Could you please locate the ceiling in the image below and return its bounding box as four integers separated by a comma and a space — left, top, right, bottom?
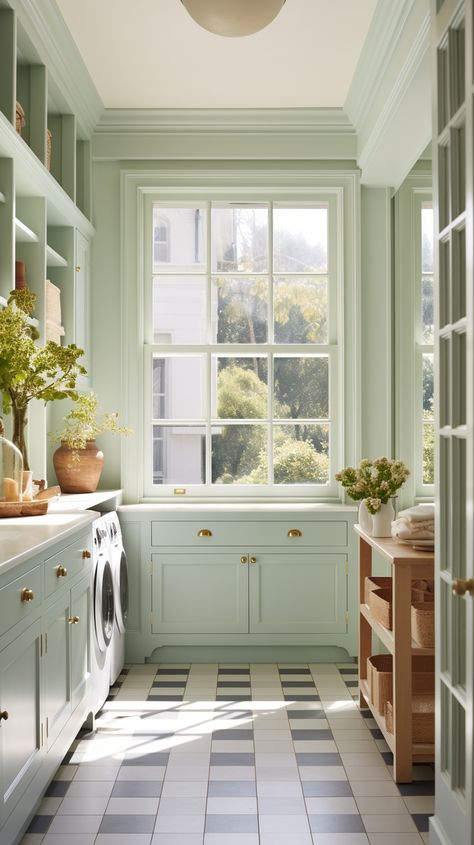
55, 0, 378, 110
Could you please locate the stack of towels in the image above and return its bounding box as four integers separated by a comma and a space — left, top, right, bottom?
391, 503, 435, 541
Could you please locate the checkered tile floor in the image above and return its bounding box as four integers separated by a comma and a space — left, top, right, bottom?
22, 663, 433, 845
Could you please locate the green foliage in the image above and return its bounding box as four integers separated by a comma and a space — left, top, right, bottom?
217, 364, 267, 419
50, 391, 131, 457
423, 424, 434, 484
242, 438, 329, 485
335, 457, 410, 513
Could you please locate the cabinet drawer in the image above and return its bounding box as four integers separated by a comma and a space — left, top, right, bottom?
0, 566, 42, 638
151, 520, 347, 548
44, 534, 93, 599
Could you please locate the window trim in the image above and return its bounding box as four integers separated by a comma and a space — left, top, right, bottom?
120, 168, 361, 503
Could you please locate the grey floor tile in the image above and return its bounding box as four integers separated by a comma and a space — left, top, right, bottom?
210, 753, 254, 766
302, 780, 353, 797
208, 781, 257, 797
205, 815, 258, 833
297, 752, 342, 766
309, 814, 366, 833
111, 781, 163, 797
99, 816, 156, 834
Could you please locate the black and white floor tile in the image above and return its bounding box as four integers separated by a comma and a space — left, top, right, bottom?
22, 663, 433, 845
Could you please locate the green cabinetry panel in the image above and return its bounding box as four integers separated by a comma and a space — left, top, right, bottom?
42, 595, 71, 748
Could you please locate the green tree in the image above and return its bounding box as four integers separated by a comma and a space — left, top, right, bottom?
241, 437, 329, 485
213, 365, 267, 482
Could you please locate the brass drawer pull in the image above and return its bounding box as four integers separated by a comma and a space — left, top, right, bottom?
250, 556, 257, 564
82, 549, 91, 559
56, 565, 68, 578
0, 711, 8, 721
452, 579, 474, 596
240, 555, 248, 564
68, 616, 80, 624
198, 529, 213, 537
288, 528, 302, 538
21, 588, 34, 602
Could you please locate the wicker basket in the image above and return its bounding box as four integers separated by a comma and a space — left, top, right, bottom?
364, 576, 392, 605
45, 319, 65, 345
369, 587, 392, 629
367, 653, 435, 714
412, 602, 435, 648
385, 694, 435, 743
16, 101, 25, 134
365, 576, 434, 609
46, 280, 62, 325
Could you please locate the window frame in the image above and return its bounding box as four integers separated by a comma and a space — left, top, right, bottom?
120, 169, 360, 503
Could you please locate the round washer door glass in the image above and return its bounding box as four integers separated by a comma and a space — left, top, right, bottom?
101, 561, 115, 646
116, 550, 128, 633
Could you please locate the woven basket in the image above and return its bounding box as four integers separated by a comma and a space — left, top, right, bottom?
364, 576, 392, 606
365, 576, 434, 608
369, 587, 392, 629
367, 653, 435, 714
412, 603, 435, 648
385, 694, 435, 742
45, 319, 65, 345
46, 280, 62, 325
16, 101, 25, 134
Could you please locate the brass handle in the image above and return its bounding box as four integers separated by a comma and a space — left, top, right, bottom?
75, 265, 81, 272
240, 555, 248, 564
21, 588, 34, 602
198, 529, 213, 537
288, 528, 302, 538
82, 549, 91, 559
250, 556, 257, 564
56, 565, 68, 578
0, 711, 8, 721
68, 616, 80, 624
452, 579, 474, 596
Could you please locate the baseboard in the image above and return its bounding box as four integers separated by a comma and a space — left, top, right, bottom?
145, 645, 353, 663
429, 814, 452, 845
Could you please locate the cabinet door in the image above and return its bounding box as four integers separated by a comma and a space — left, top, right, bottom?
151, 554, 248, 633
0, 620, 42, 825
43, 595, 71, 748
249, 553, 347, 634
70, 576, 91, 711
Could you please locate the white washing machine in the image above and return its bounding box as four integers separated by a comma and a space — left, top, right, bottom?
102, 512, 128, 685
90, 514, 115, 712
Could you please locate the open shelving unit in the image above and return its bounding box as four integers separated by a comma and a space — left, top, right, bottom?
355, 525, 435, 782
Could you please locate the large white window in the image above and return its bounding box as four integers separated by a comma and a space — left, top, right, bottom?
144, 196, 341, 497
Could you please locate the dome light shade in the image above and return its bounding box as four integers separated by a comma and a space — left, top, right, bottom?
181, 0, 286, 37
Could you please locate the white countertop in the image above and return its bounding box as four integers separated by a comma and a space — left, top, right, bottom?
118, 502, 357, 512
0, 490, 122, 575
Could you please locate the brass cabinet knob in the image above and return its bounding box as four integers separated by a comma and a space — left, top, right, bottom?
56, 565, 68, 577
21, 588, 34, 602
82, 549, 92, 559
68, 615, 80, 624
288, 528, 302, 538
0, 711, 8, 721
452, 579, 474, 596
250, 556, 257, 564
198, 529, 213, 537
240, 555, 248, 564
75, 265, 81, 272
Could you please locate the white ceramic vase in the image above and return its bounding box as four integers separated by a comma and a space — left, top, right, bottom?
358, 499, 373, 535
371, 499, 395, 538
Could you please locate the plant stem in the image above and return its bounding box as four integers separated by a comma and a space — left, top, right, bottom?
12, 404, 29, 471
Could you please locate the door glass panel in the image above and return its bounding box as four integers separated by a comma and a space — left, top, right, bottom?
274, 356, 329, 419
212, 276, 268, 343
273, 204, 328, 272
273, 277, 328, 343
153, 425, 205, 485
211, 424, 267, 484
211, 204, 268, 273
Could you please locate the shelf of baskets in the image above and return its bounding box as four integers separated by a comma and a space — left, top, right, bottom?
355, 525, 435, 782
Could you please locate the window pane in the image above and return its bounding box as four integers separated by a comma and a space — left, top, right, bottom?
153, 276, 207, 344
211, 204, 268, 273
153, 205, 206, 271
153, 356, 205, 419
212, 276, 268, 343
274, 277, 328, 343
422, 276, 434, 344
212, 424, 267, 484
421, 206, 434, 273
214, 357, 268, 418
423, 353, 434, 418
273, 205, 328, 272
423, 422, 435, 484
273, 424, 329, 484
153, 425, 205, 485
274, 356, 329, 419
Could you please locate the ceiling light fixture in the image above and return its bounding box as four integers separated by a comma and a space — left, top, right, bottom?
181, 0, 286, 37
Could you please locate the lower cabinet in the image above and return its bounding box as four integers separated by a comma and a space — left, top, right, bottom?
0, 524, 95, 845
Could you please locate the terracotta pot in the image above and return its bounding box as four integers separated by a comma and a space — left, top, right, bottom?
53, 440, 104, 493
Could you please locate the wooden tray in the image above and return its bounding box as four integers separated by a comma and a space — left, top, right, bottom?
0, 500, 48, 517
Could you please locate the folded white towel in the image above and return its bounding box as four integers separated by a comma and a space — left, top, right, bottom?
397, 503, 435, 523
392, 523, 435, 540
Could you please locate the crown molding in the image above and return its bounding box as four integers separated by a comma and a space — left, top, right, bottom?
95, 107, 355, 135
10, 0, 103, 137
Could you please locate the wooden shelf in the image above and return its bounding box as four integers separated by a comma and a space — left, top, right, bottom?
15, 217, 38, 243
360, 603, 435, 656
359, 679, 434, 762
46, 244, 68, 268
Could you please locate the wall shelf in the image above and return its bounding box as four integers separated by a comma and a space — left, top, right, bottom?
46, 244, 68, 268
14, 216, 38, 243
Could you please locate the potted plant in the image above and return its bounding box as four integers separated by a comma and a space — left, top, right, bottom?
0, 289, 86, 472
50, 391, 131, 493
335, 457, 410, 537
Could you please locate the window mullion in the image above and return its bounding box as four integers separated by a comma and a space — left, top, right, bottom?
206, 201, 212, 486
269, 200, 274, 484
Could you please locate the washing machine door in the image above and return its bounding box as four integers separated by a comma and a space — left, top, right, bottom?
115, 547, 128, 634
94, 555, 115, 652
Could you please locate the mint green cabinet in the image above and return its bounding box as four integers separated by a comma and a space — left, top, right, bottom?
42, 595, 71, 749
70, 575, 91, 710
0, 620, 42, 826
